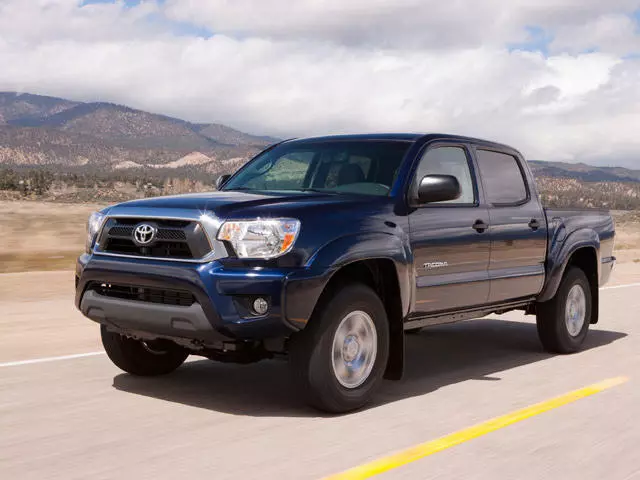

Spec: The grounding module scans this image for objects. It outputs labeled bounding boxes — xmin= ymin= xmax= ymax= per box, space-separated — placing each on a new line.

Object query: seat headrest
xmin=337 ymin=163 xmax=365 ymax=185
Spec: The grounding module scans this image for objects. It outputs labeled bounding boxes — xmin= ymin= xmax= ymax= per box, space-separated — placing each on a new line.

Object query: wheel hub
xmin=343 ymin=336 xmax=360 ymax=362
xmin=565 ymin=284 xmax=586 ymax=337
xmin=331 ymin=311 xmax=377 ymax=389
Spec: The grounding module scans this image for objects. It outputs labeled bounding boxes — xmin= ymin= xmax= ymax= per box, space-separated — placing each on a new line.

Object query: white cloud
xmin=0 ymin=0 xmax=160 ymax=45
xmin=0 ymin=0 xmax=640 ymax=166
xmin=163 ymin=0 xmax=640 ymax=51
xmin=551 ymin=14 xmax=640 ymax=55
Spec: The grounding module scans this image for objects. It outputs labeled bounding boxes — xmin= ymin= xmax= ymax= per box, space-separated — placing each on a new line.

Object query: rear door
xmin=473 ymin=148 xmax=547 ymax=302
xmin=408 ymin=144 xmax=491 ymax=315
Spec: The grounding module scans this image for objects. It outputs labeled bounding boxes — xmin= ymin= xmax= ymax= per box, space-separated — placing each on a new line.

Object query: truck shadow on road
xmin=112 ymin=319 xmax=626 ymax=417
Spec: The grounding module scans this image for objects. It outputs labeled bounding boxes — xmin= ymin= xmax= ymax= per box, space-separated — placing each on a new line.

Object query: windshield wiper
xmin=223 ymin=187 xmax=255 ymax=191
xmin=298 ymin=188 xmax=336 ymax=194
xmin=224 ymin=187 xmax=336 ymax=194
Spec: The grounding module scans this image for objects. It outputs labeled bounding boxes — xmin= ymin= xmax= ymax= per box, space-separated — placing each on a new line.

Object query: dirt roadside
xmin=1 ymin=200 xmax=640 ymax=273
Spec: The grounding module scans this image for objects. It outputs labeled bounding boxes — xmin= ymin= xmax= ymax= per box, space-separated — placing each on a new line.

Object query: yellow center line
xmin=324 ymin=376 xmax=628 ymax=480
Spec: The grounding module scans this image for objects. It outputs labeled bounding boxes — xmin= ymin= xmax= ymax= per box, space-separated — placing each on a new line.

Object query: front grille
xmin=104 ymin=238 xmax=193 ymax=258
xmin=89 ymin=282 xmax=196 ymax=307
xmin=107 ymin=225 xmax=187 ymax=241
xmin=97 ymin=217 xmax=212 ymax=260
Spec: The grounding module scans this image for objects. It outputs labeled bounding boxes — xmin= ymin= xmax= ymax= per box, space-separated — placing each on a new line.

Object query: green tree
xmin=29 ymin=170 xmax=54 ymax=196
xmin=0 ymin=168 xmax=19 ymax=190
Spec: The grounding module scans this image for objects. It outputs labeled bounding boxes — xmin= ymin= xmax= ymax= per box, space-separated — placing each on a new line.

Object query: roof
xmin=285 ymin=133 xmax=424 ymax=143
xmin=283 ymin=133 xmax=519 ymax=154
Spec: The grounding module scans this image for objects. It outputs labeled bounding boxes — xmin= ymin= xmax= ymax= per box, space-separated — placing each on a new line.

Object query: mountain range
xmin=528 ymin=161 xmax=640 ymax=183
xmin=1 ymin=92 xmax=639 ymax=183
xmin=0 ymin=92 xmax=276 ymax=172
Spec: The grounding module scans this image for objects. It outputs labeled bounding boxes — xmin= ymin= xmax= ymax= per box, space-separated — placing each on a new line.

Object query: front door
xmin=408 ymin=145 xmax=491 ymax=316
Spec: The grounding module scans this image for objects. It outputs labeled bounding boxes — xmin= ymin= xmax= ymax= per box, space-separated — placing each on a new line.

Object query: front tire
xmin=289 ymin=284 xmax=390 ymax=413
xmin=536 ymin=267 xmax=592 ymax=353
xmin=101 ymin=326 xmax=189 ymax=376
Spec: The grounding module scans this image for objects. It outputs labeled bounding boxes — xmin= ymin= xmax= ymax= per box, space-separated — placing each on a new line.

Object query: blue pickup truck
xmin=76 ymin=133 xmax=615 ymax=413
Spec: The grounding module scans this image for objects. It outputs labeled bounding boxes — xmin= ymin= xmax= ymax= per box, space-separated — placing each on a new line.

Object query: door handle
xmin=528 ymin=219 xmax=540 ymax=230
xmin=472 ymin=219 xmax=488 ymax=233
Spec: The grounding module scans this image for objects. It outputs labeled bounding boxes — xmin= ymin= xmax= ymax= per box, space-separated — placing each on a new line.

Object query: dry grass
xmin=612 ymin=211 xmax=640 ymax=248
xmin=609 ymin=211 xmax=640 ymax=263
xmin=0 ymin=200 xmax=105 ymax=273
xmin=2 ymin=200 xmax=640 ymax=273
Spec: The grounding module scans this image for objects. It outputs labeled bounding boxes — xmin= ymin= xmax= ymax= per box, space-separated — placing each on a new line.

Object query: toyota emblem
xmin=133 ymin=223 xmax=157 ymax=245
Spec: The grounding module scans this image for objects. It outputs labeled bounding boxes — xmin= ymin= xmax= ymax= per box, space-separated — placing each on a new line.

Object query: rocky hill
xmin=0 ymin=92 xmax=276 ymax=170
xmin=535 ymin=176 xmax=640 ymax=210
xmin=529 ymin=160 xmax=640 ymax=183
xmin=0 ymin=92 xmax=79 ymax=124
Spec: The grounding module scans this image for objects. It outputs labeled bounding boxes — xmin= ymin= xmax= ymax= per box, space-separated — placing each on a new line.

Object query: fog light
xmin=253 ymin=297 xmax=269 ymax=315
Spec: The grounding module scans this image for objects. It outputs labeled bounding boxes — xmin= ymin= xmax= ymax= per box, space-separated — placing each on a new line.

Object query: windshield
xmin=222 ymin=140 xmax=412 ymax=196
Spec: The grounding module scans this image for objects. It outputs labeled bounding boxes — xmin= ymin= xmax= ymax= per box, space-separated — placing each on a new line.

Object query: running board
xmin=404 ymin=298 xmax=536 ymax=330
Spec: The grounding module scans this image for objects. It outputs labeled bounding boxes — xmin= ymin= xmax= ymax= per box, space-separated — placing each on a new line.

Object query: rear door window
xmin=475 ymin=150 xmax=528 ymax=205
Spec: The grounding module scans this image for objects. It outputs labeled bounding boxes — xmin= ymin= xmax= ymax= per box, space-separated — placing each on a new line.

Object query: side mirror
xmin=215 ymin=174 xmax=231 ymax=190
xmin=417 ymin=174 xmax=461 ymax=204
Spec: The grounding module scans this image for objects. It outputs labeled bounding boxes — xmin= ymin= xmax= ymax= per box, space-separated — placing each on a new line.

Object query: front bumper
xmin=75 ymin=253 xmax=330 ymax=344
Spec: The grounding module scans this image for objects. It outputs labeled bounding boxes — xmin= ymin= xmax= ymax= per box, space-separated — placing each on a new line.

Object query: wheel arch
xmin=540 ymin=241 xmax=599 ymax=324
xmin=565 ymin=247 xmax=599 ymax=324
xmin=311 ymin=258 xmax=407 ymax=381
xmin=539 ymin=227 xmax=600 ymax=300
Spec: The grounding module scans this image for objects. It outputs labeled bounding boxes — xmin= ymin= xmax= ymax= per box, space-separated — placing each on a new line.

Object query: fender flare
xmin=284 ymin=232 xmax=412 ymax=381
xmin=285 ymin=232 xmax=412 ymax=325
xmin=307 ymin=231 xmax=412 ymax=314
xmin=538 ymin=227 xmax=600 ymax=303
xmin=311 ymin=232 xmax=412 ymax=381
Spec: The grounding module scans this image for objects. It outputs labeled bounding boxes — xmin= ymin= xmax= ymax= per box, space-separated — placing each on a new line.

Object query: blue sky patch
xmin=80 ymin=0 xmax=212 ymax=38
xmin=146 ymin=12 xmax=214 ymax=38
xmin=508 ymin=26 xmax=553 ymax=55
xmin=81 ymin=0 xmax=143 ymax=6
xmin=633 ymin=9 xmax=640 ymax=32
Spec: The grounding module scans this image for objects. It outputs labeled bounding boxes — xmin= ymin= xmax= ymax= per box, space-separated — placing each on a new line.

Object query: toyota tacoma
xmin=76 ymin=133 xmax=616 ymax=413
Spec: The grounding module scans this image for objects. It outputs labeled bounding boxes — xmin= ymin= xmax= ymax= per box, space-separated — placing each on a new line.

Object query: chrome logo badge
xmin=133 ymin=223 xmax=157 ymax=245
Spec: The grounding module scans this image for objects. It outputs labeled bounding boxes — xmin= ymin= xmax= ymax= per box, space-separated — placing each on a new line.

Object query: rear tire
xmin=289 ymin=284 xmax=389 ymax=413
xmin=536 ymin=267 xmax=592 ymax=353
xmin=101 ymin=326 xmax=189 ymax=376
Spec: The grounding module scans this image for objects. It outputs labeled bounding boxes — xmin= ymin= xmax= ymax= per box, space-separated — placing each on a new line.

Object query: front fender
xmin=308 ymin=231 xmax=411 ymax=270
xmin=283 ymin=232 xmax=412 ymax=328
xmin=538 ymin=227 xmax=600 ymax=303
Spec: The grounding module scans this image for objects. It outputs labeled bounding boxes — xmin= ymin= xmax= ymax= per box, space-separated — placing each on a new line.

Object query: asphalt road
xmin=1 ymin=265 xmax=640 ymax=480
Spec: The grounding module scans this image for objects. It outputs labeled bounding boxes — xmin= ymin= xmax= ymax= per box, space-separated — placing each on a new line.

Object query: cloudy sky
xmin=1 ymin=0 xmax=639 ymax=166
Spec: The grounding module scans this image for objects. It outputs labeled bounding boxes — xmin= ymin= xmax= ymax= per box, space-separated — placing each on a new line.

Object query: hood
xmin=104 ymin=190 xmax=380 ymax=220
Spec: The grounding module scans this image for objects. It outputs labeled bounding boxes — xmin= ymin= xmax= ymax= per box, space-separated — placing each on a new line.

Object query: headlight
xmin=217 ymin=218 xmax=300 ymax=259
xmin=86 ymin=211 xmax=105 ymax=253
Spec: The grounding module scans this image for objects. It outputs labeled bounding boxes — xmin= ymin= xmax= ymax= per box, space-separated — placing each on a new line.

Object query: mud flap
xmin=384 ymin=318 xmax=404 ymax=380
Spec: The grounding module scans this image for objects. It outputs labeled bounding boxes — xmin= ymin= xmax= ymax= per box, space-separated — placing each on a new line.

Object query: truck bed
xmin=544 ymin=208 xmax=615 ymax=251
xmin=543 ymin=207 xmax=616 ymax=287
